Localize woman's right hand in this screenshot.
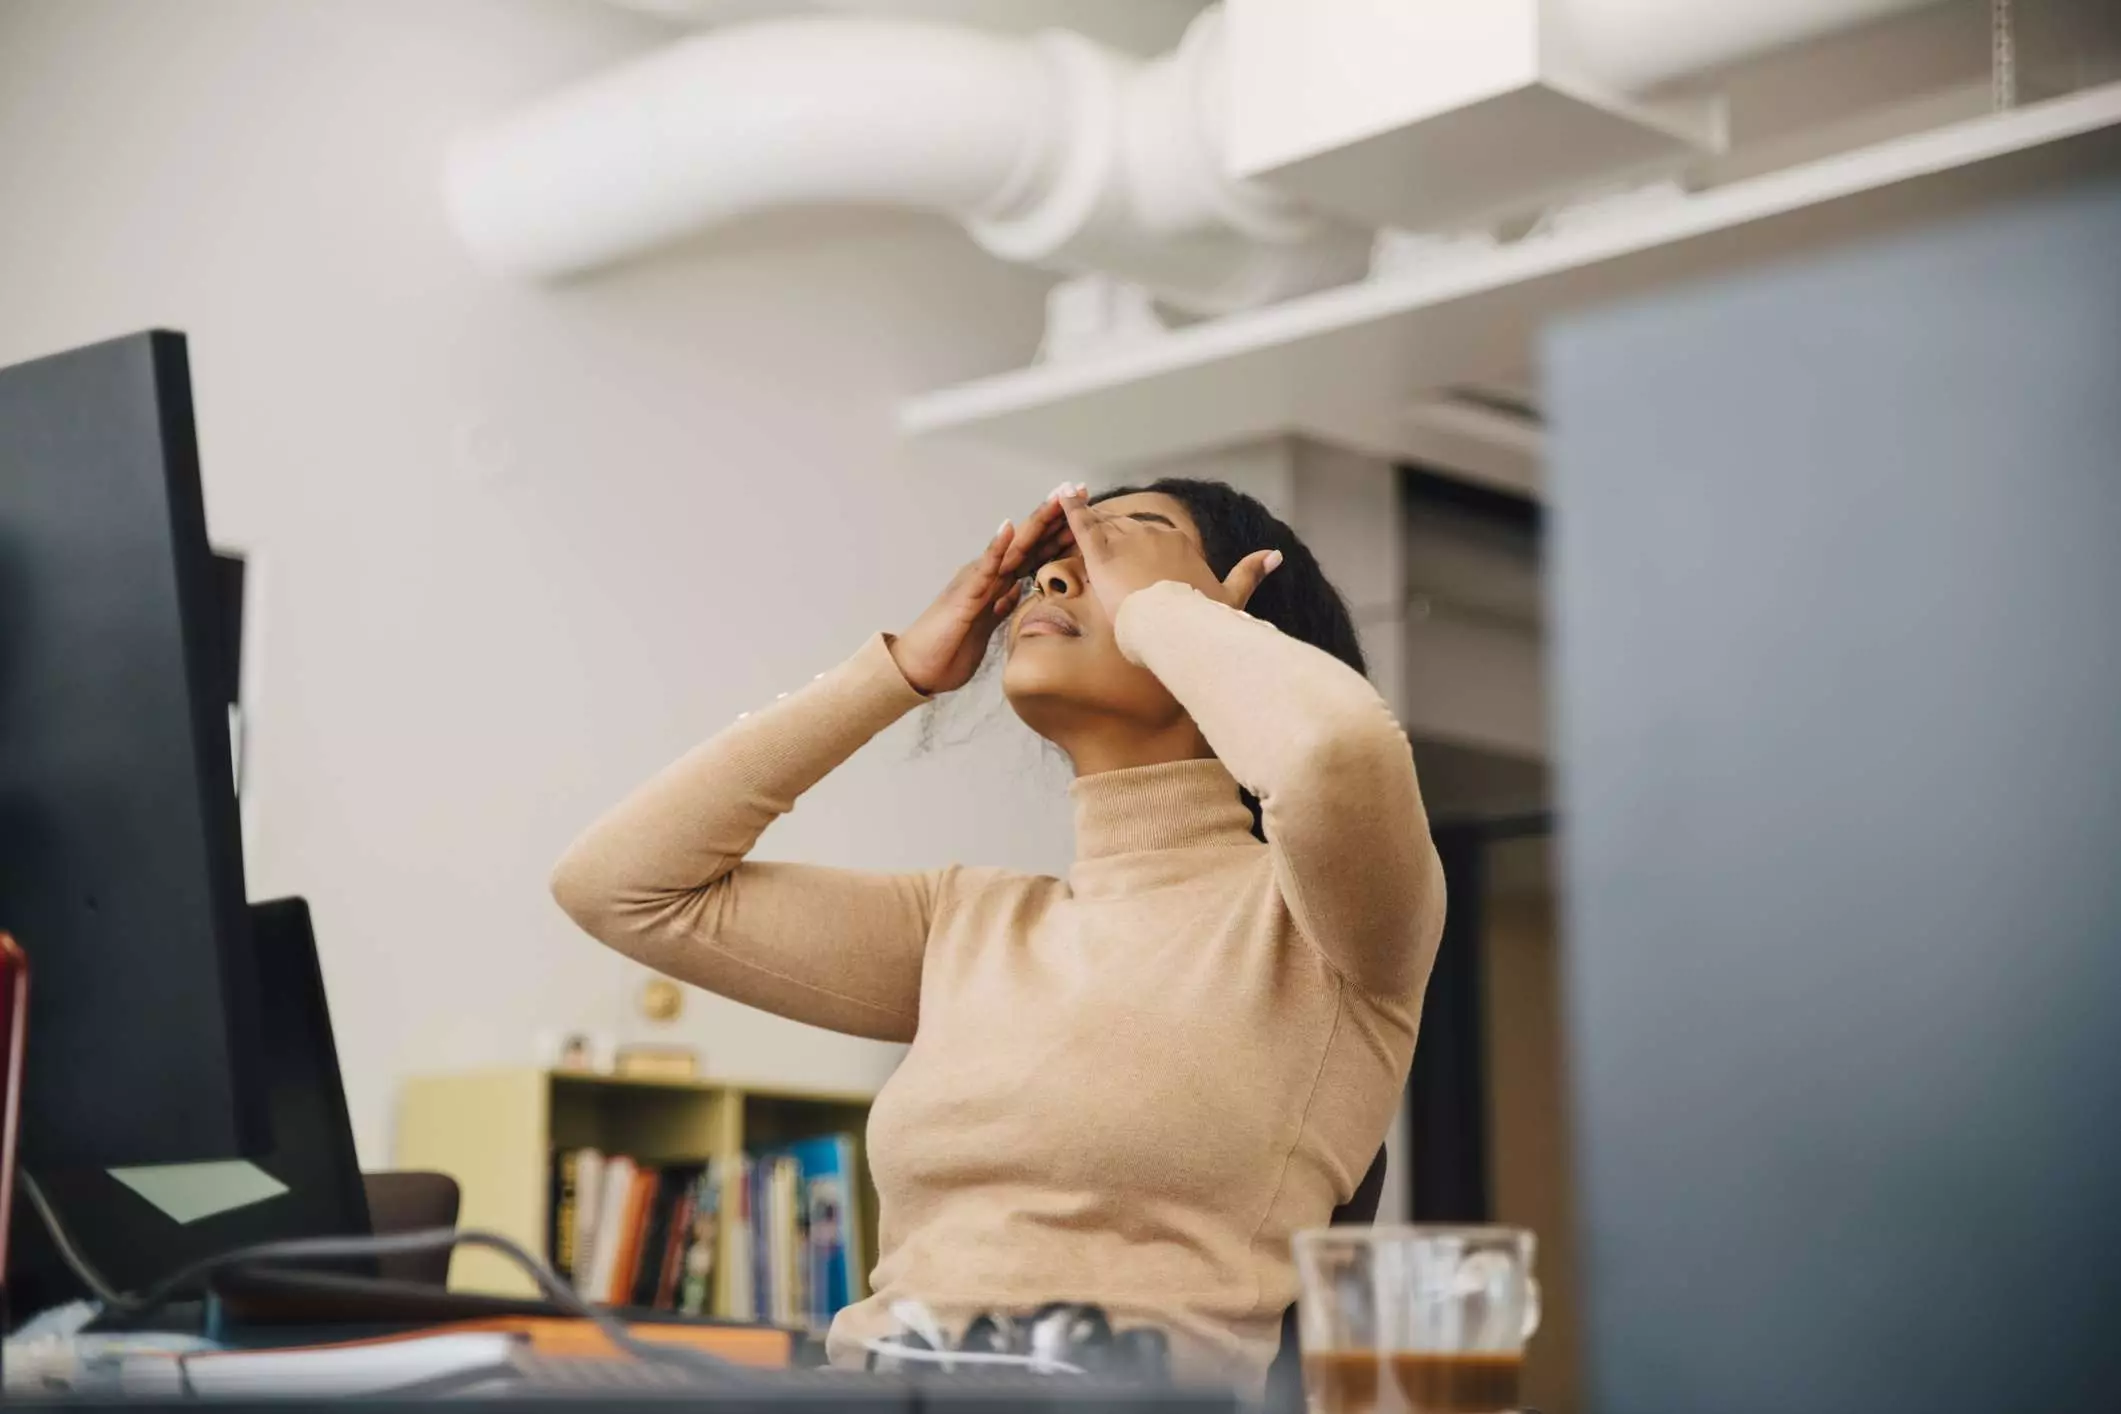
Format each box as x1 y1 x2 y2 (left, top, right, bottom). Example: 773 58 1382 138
889 485 1081 695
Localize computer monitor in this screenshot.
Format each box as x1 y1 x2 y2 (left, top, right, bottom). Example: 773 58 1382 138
0 330 269 1169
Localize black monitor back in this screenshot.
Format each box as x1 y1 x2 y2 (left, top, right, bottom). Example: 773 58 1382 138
1546 175 2121 1413
9 898 372 1315
0 331 267 1167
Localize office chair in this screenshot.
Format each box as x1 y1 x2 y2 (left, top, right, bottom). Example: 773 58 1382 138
360 1170 461 1287
1262 1143 1388 1411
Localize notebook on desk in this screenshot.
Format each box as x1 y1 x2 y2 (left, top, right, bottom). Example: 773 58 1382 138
203 1267 801 1362
122 1314 797 1399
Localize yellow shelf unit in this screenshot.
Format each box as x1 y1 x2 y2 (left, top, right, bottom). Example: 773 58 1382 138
394 1067 876 1314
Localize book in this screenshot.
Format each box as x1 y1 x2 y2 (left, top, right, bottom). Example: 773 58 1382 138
653 1187 693 1310
840 1131 870 1303
567 1149 608 1299
757 1160 774 1325
549 1148 595 1283
786 1156 809 1327
118 1317 798 1397
771 1156 799 1327
727 1137 863 1330
734 1155 757 1322
450 1316 788 1367
677 1162 720 1316
582 1154 636 1304
548 1151 571 1283
634 1163 703 1310
770 1133 861 1325
122 1331 519 1398
606 1164 658 1306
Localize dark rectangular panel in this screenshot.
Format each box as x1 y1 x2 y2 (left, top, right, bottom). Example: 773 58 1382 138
0 331 267 1166
1546 175 2121 1414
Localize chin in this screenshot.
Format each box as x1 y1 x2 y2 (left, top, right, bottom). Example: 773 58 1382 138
1001 650 1074 708
1004 651 1187 740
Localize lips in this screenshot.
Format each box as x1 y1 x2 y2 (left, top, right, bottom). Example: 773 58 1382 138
1016 604 1081 640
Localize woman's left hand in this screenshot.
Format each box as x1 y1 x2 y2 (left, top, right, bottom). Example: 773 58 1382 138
1057 486 1281 617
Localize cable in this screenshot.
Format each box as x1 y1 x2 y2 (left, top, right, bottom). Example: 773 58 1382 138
18 1170 743 1381
18 1170 128 1309
862 1335 1085 1377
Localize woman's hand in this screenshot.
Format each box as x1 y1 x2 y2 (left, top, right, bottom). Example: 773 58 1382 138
889 489 1078 695
1057 486 1281 618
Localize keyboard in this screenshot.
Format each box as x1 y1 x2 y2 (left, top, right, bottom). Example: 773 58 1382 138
502 1352 1243 1414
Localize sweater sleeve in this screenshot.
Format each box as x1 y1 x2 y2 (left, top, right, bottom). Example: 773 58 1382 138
550 634 939 1043
1114 581 1445 998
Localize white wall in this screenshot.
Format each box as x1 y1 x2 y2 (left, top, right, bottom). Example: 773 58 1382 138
0 0 1080 1164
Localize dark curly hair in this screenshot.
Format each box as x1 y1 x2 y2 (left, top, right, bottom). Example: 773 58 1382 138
1090 477 1368 841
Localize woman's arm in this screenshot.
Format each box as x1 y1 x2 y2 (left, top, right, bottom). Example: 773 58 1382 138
553 501 1077 1041
551 636 939 1041
1115 582 1444 997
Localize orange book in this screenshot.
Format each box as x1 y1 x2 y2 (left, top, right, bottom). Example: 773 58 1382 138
453 1316 792 1369
605 1166 658 1305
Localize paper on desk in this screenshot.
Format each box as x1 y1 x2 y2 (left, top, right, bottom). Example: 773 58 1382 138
120 1330 520 1398
5 1329 218 1397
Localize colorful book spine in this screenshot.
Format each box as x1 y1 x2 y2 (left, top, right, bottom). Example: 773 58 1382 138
739 1134 862 1330
738 1155 759 1322
775 1156 801 1327
583 1154 636 1304
678 1162 720 1317
611 1165 657 1306
643 1163 704 1310
654 1184 694 1311
568 1149 608 1299
549 1150 576 1283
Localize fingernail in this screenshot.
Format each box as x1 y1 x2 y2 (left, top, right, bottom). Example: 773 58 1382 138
1265 550 1285 572
999 518 1013 537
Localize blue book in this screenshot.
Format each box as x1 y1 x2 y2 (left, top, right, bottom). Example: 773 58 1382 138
759 1134 860 1326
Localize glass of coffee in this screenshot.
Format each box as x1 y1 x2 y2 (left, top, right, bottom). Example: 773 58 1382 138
1293 1225 1540 1414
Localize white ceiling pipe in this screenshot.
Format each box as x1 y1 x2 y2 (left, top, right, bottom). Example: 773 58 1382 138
446 9 1369 313
963 10 1370 312
445 18 1062 281
447 0 1952 309
1550 0 1952 93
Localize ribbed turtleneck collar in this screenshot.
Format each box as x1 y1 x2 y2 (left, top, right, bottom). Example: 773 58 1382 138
1068 758 1258 862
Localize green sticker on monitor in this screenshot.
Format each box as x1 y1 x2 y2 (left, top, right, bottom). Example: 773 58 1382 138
108 1161 289 1224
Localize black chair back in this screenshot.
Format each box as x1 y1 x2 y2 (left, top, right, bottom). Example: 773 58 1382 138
360 1170 462 1288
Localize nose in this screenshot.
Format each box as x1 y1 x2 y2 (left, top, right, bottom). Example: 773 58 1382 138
1032 555 1084 600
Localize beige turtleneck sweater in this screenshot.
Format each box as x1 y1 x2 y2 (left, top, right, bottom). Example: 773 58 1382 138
551 581 1445 1385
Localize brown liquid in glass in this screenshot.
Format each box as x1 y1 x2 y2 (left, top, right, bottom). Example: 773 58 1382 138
1303 1350 1523 1414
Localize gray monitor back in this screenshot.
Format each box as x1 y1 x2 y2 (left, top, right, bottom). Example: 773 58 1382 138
1545 174 2121 1414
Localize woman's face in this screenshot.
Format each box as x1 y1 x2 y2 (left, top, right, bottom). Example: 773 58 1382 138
1000 491 1204 739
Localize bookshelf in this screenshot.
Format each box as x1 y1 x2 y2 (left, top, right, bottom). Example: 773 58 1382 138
394 1067 877 1317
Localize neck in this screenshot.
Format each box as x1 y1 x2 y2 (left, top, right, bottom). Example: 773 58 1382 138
1069 757 1258 869
1057 721 1214 778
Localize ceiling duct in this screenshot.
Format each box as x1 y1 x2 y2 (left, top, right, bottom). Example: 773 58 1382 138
446 0 1952 313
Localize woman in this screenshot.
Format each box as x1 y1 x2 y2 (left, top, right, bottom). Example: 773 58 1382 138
552 479 1445 1385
